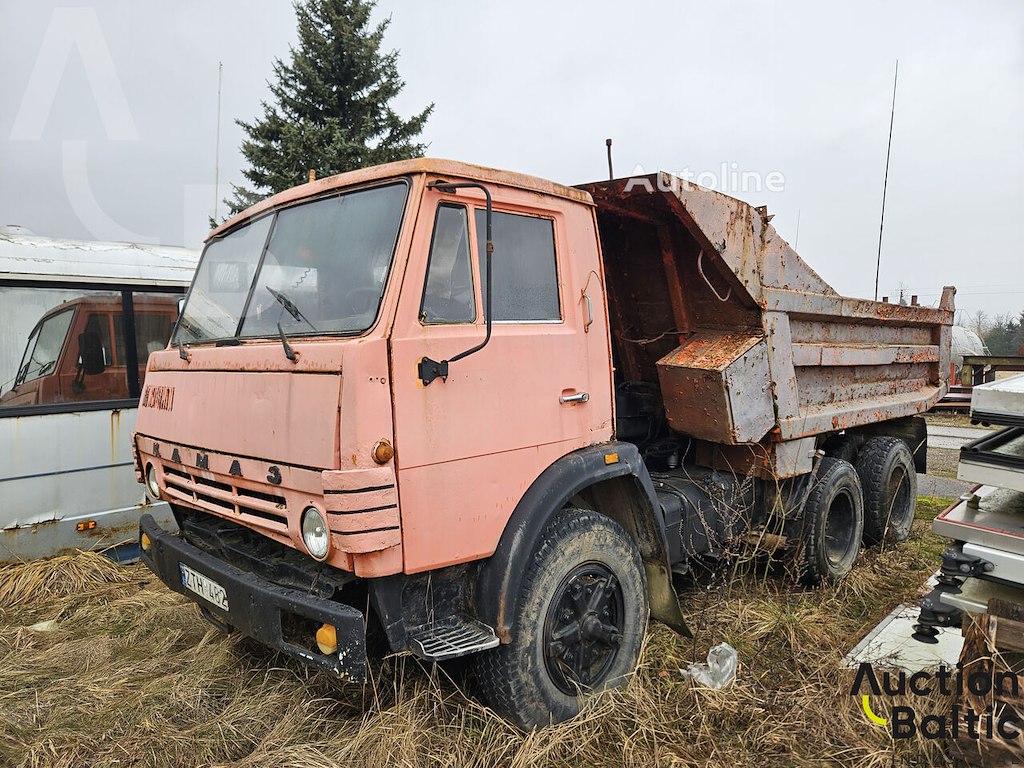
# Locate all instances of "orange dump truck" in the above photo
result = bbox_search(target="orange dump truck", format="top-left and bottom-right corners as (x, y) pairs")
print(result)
(134, 159), (954, 726)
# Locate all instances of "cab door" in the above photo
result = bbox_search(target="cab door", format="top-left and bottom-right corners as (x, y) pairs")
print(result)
(389, 182), (611, 573)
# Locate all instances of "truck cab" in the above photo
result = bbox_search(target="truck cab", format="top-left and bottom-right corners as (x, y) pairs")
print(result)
(137, 161), (612, 573)
(136, 158), (953, 727)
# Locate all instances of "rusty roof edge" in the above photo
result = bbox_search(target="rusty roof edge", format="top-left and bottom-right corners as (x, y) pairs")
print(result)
(208, 158), (596, 242)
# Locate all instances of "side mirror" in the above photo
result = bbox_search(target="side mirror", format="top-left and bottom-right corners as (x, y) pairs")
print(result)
(78, 331), (106, 375)
(177, 297), (186, 316)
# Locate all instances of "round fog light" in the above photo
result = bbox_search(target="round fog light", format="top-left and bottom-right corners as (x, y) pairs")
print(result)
(301, 506), (330, 560)
(145, 464), (160, 499)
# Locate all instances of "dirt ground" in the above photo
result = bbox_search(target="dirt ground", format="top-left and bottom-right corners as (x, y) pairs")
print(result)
(2, 497), (1018, 768)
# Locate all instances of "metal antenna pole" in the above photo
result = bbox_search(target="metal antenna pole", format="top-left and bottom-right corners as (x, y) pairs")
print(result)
(606, 138), (613, 180)
(874, 59), (898, 301)
(213, 61), (223, 223)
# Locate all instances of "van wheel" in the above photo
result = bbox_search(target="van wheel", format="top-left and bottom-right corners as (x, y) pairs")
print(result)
(798, 457), (864, 586)
(856, 437), (917, 544)
(474, 509), (648, 729)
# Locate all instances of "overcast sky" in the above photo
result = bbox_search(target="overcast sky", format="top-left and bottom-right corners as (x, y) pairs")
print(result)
(1, 1), (1021, 320)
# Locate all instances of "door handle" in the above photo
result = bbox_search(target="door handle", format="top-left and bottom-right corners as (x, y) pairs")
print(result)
(559, 391), (590, 404)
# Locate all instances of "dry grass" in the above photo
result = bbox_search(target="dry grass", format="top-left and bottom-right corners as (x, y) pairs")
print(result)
(0, 497), (998, 767)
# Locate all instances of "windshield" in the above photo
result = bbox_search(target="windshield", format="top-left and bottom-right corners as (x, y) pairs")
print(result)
(175, 181), (409, 343)
(15, 307), (74, 386)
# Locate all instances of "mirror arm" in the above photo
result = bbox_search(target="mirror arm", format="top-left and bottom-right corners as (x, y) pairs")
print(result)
(419, 180), (494, 386)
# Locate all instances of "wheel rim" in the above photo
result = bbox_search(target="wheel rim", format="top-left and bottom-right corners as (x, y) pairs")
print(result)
(543, 562), (625, 695)
(824, 489), (857, 567)
(887, 466), (912, 528)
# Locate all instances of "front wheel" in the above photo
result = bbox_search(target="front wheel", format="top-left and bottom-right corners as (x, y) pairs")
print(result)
(474, 509), (648, 728)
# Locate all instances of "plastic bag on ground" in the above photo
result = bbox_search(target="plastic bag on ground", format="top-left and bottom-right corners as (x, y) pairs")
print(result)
(683, 642), (738, 689)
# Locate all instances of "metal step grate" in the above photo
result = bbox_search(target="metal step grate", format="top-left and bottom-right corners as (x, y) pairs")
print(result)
(407, 617), (500, 660)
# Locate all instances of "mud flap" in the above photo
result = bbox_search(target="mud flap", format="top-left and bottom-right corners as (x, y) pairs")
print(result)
(645, 560), (691, 637)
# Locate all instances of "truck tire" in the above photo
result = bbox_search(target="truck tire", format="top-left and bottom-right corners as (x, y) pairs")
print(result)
(474, 508), (648, 728)
(855, 437), (917, 544)
(798, 457), (864, 586)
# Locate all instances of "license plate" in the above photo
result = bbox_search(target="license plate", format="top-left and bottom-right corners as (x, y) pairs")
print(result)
(179, 563), (229, 612)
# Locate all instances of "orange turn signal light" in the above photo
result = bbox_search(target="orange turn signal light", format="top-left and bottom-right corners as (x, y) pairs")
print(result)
(372, 439), (394, 465)
(316, 623), (338, 655)
(140, 532), (152, 552)
(76, 520), (97, 532)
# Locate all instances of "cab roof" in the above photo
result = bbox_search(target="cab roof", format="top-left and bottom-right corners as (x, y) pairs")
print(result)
(208, 158), (595, 241)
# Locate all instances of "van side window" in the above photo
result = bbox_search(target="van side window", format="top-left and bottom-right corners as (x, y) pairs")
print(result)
(114, 301), (177, 370)
(421, 204), (476, 324)
(0, 288), (181, 411)
(475, 209), (559, 321)
(133, 301), (177, 360)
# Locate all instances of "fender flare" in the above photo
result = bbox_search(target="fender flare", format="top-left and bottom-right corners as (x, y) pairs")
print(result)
(475, 441), (690, 642)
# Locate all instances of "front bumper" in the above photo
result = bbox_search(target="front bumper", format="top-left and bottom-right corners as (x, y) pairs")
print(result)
(139, 513), (367, 680)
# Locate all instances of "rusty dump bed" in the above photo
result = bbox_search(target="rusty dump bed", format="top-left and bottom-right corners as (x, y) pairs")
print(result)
(578, 172), (955, 479)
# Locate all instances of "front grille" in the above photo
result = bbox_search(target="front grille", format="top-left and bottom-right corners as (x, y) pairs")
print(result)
(162, 463), (288, 532)
(177, 509), (355, 597)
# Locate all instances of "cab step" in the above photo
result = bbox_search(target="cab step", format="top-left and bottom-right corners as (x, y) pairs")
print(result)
(407, 617), (500, 660)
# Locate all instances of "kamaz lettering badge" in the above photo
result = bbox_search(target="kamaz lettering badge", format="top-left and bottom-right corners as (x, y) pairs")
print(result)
(141, 385), (175, 411)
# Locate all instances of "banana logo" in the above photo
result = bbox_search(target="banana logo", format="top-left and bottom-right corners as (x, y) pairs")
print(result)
(862, 695), (888, 726)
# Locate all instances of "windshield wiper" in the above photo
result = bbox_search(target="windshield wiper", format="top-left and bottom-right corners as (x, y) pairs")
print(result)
(277, 322), (297, 363)
(266, 286), (317, 331)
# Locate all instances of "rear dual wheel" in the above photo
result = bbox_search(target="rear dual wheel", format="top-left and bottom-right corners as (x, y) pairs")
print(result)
(855, 437), (917, 544)
(798, 457), (865, 586)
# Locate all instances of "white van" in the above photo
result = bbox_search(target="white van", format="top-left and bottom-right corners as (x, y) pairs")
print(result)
(0, 226), (198, 562)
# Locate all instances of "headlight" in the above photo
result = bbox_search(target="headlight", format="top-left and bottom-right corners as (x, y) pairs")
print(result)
(301, 506), (330, 560)
(145, 463), (160, 499)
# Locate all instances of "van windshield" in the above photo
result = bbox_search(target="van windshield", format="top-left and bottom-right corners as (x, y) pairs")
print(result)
(175, 181), (409, 343)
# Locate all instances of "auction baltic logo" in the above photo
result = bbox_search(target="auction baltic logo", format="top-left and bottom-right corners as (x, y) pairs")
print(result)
(851, 662), (1021, 740)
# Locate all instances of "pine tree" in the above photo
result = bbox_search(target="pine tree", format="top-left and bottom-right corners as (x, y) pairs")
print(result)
(226, 0), (432, 215)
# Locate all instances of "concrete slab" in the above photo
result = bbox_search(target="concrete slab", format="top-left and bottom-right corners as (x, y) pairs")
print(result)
(844, 597), (964, 672)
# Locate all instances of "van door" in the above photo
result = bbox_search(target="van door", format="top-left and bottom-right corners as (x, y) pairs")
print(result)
(389, 183), (611, 573)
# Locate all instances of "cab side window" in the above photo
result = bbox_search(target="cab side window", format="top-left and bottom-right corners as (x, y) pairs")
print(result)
(475, 209), (559, 321)
(420, 204), (476, 324)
